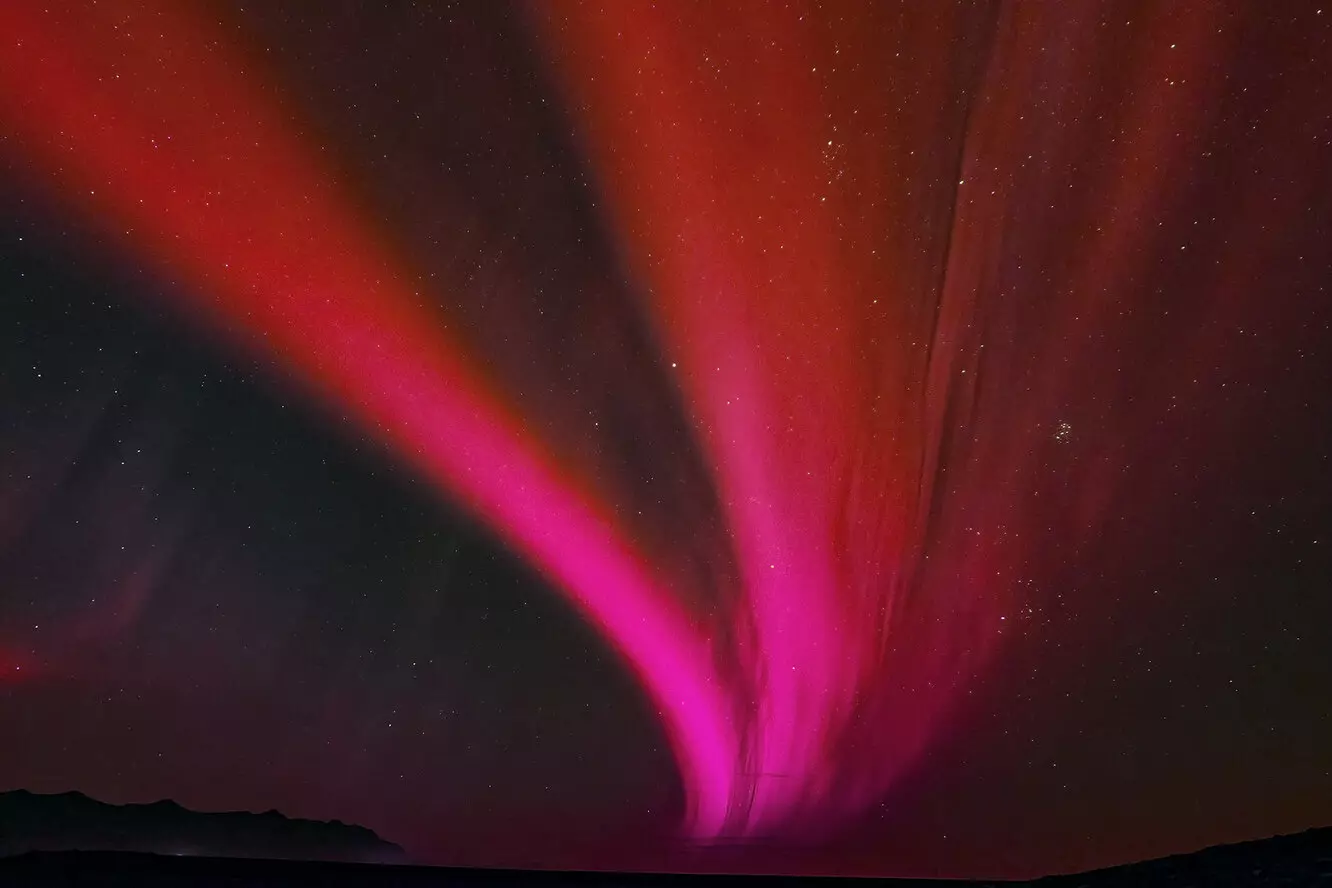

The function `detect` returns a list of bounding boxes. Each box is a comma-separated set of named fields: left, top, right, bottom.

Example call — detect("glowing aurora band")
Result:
left=0, top=0, right=1009, bottom=841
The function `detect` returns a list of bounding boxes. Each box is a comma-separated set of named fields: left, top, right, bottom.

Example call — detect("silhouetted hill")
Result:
left=0, top=805, right=1329, bottom=886
left=0, top=789, right=405, bottom=865
left=1030, top=824, right=1332, bottom=886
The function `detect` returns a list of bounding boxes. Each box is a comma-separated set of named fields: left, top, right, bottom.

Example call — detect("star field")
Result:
left=0, top=1, right=1330, bottom=879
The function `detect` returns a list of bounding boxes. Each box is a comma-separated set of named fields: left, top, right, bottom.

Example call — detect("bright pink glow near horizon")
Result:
left=0, top=1, right=1014, bottom=841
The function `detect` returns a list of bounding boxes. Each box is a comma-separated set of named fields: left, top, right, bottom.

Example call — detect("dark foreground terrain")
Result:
left=0, top=789, right=404, bottom=864
left=2, top=826, right=1332, bottom=888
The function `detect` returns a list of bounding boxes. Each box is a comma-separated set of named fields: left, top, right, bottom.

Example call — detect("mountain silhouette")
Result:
left=0, top=789, right=405, bottom=865
left=0, top=812, right=1330, bottom=886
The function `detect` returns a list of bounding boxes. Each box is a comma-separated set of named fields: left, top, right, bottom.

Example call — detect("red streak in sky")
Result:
left=3, top=0, right=1330, bottom=874
left=0, top=2, right=736, bottom=836
left=534, top=1, right=1006, bottom=835
left=0, top=0, right=1024, bottom=842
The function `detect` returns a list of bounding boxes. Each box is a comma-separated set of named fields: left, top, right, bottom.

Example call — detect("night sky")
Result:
left=1, top=1, right=1330, bottom=879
